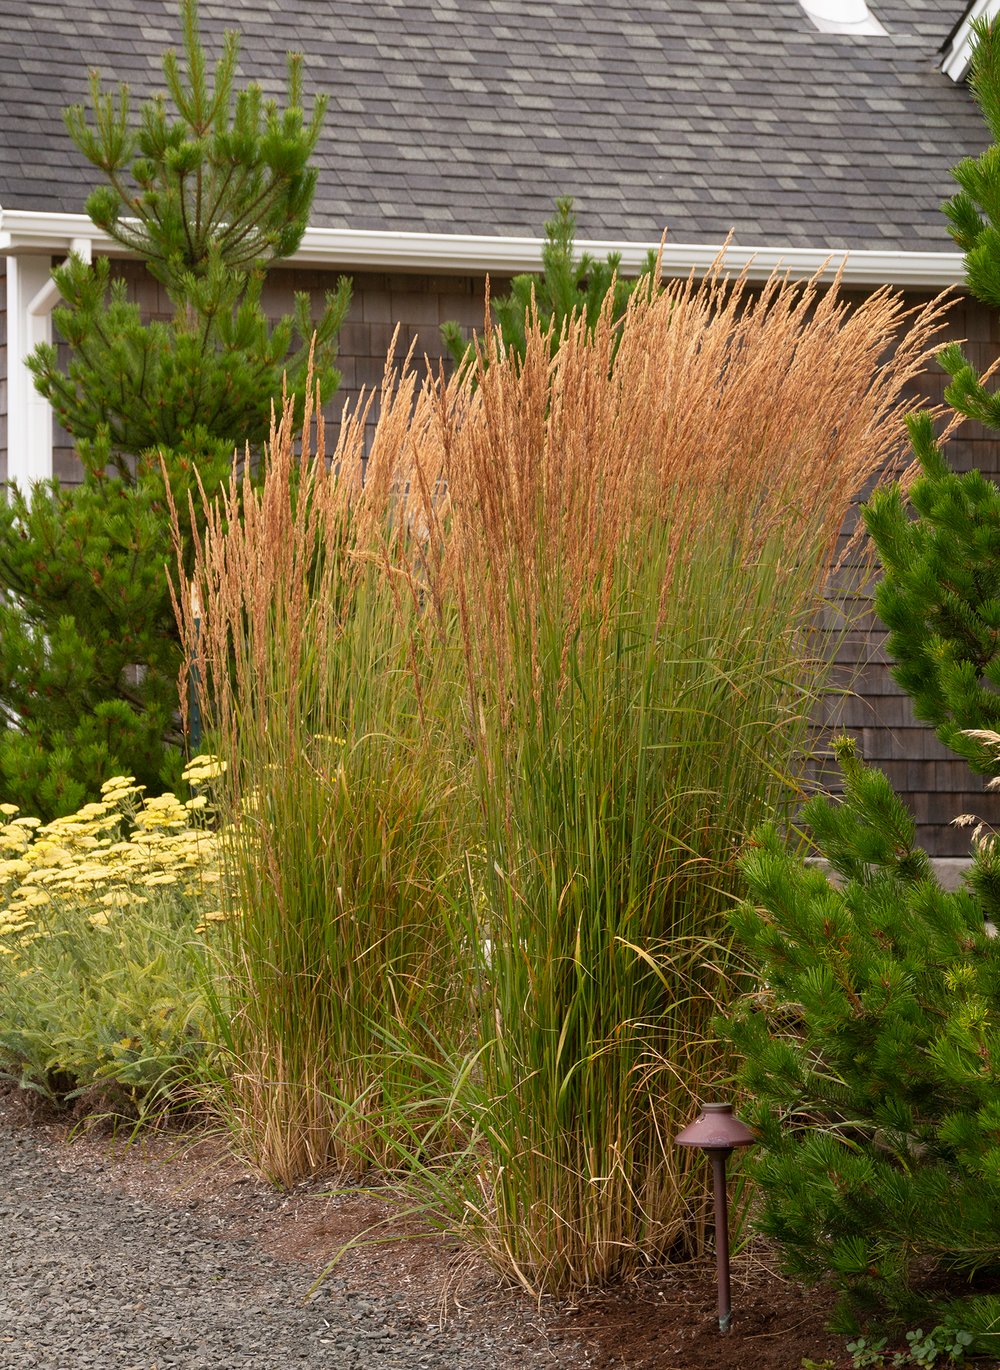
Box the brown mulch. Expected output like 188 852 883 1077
0 1087 858 1369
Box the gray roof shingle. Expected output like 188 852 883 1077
0 0 988 250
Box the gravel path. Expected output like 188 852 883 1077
0 1122 548 1369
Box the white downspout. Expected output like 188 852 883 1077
6 237 91 491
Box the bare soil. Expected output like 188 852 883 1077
0 1087 886 1369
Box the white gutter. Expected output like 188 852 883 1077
941 0 1000 83
0 206 967 289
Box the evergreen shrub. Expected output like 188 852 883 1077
440 195 656 369
727 736 1000 1351
0 0 348 818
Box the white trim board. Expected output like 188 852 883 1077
6 254 57 489
942 0 1000 83
3 235 91 488
0 205 967 289
0 202 971 489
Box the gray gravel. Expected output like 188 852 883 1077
0 1123 552 1369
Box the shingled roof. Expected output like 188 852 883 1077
0 0 990 252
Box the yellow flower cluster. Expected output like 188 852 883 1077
0 757 230 953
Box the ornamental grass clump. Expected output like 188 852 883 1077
408 266 947 1293
174 262 943 1274
0 763 224 1112
174 363 464 1186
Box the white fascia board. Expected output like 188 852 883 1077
942 0 1000 83
0 204 966 289
298 228 967 289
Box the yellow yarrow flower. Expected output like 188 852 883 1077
0 918 32 934
100 775 136 792
182 755 227 783
98 889 134 908
0 778 224 955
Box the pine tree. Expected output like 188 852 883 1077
0 0 350 818
725 20 1000 1347
863 15 1000 777
440 197 655 369
726 737 1000 1346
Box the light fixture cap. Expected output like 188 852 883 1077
675 1101 756 1151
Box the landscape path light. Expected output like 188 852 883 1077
675 1100 756 1334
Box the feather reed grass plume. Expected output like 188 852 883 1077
170 348 461 1185
396 265 948 1294
170 263 945 1280
433 267 946 690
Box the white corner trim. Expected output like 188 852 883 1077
0 205 966 288
5 235 91 490
942 0 1000 82
6 254 56 489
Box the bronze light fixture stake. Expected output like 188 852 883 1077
675 1101 755 1334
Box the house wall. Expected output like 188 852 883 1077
20 257 1000 855
816 291 1000 855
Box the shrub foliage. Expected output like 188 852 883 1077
0 0 348 818
728 737 1000 1349
440 196 654 369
